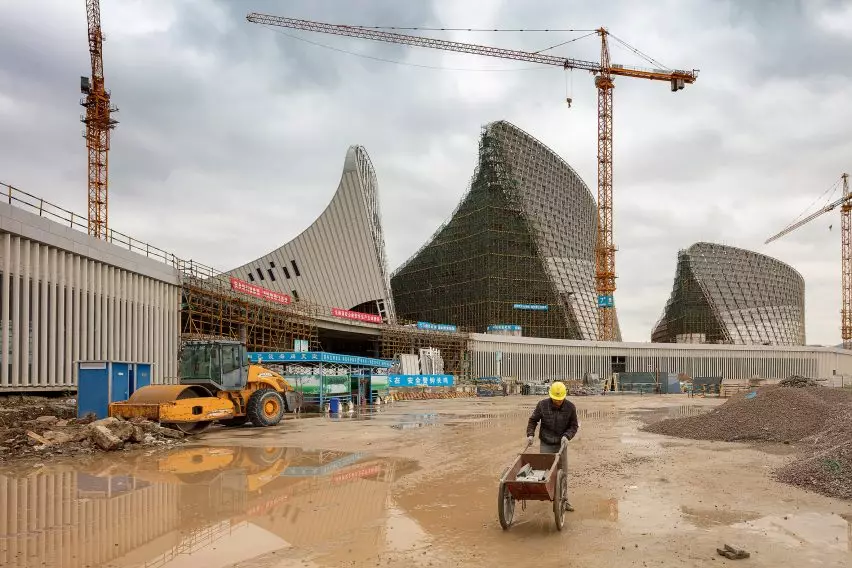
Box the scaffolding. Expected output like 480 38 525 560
391 121 619 340
178 261 319 353
651 242 806 346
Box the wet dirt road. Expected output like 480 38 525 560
1 395 850 567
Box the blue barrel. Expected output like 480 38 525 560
329 397 341 414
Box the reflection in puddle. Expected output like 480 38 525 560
0 446 418 568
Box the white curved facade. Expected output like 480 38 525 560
225 146 396 322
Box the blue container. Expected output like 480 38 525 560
77 361 154 419
329 397 341 414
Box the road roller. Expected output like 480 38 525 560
109 339 297 434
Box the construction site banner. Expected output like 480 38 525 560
389 374 455 387
230 277 292 305
331 308 382 324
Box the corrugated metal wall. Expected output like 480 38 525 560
0 471 179 568
0 234 181 389
469 335 852 382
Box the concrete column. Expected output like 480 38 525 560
54 248 64 386
10 236 19 386
118 270 125 360
31 244 40 386
39 245 48 386
130 274 137 363
1 233 10 387
63 252 73 385
48 248 57 387
21 239 30 386
156 282 163 384
72 255 81 368
93 262 101 359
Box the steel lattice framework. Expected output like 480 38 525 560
651 242 805 346
392 120 621 340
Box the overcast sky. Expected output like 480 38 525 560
2 0 851 345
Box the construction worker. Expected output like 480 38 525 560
526 380 578 512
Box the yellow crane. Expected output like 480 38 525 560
766 173 851 348
246 13 698 340
81 0 118 239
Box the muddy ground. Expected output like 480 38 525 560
1 395 850 567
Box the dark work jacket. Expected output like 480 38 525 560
526 398 579 445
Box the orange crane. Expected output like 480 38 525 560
766 173 851 348
246 14 697 340
80 0 118 239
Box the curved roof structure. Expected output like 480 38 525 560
391 120 620 340
224 146 395 322
651 242 805 345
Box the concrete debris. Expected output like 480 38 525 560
0 400 186 462
88 423 124 451
717 544 750 560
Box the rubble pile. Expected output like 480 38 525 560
0 396 76 427
0 414 185 461
779 375 819 388
775 406 852 500
643 386 851 443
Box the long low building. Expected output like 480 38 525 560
467 333 852 383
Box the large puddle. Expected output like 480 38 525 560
0 445 420 567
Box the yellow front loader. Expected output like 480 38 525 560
109 339 298 433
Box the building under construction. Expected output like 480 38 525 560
391 120 621 340
651 242 806 346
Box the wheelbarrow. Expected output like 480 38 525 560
497 438 568 531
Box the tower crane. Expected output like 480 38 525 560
80 0 118 239
766 173 851 348
246 13 698 340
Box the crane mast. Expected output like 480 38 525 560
246 13 697 340
841 173 851 347
765 173 851 348
81 0 117 239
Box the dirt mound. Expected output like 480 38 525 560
642 386 852 443
775 407 852 500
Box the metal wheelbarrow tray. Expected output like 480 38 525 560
497 443 568 531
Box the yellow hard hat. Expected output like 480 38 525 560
549 381 567 401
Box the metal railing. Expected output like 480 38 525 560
1 181 186 270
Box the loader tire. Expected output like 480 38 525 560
247 388 286 427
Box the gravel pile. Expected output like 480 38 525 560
775 406 852 500
642 386 852 443
779 375 819 388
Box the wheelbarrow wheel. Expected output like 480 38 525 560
498 481 515 530
553 469 567 531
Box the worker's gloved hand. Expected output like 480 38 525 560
526 435 534 445
561 435 570 444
